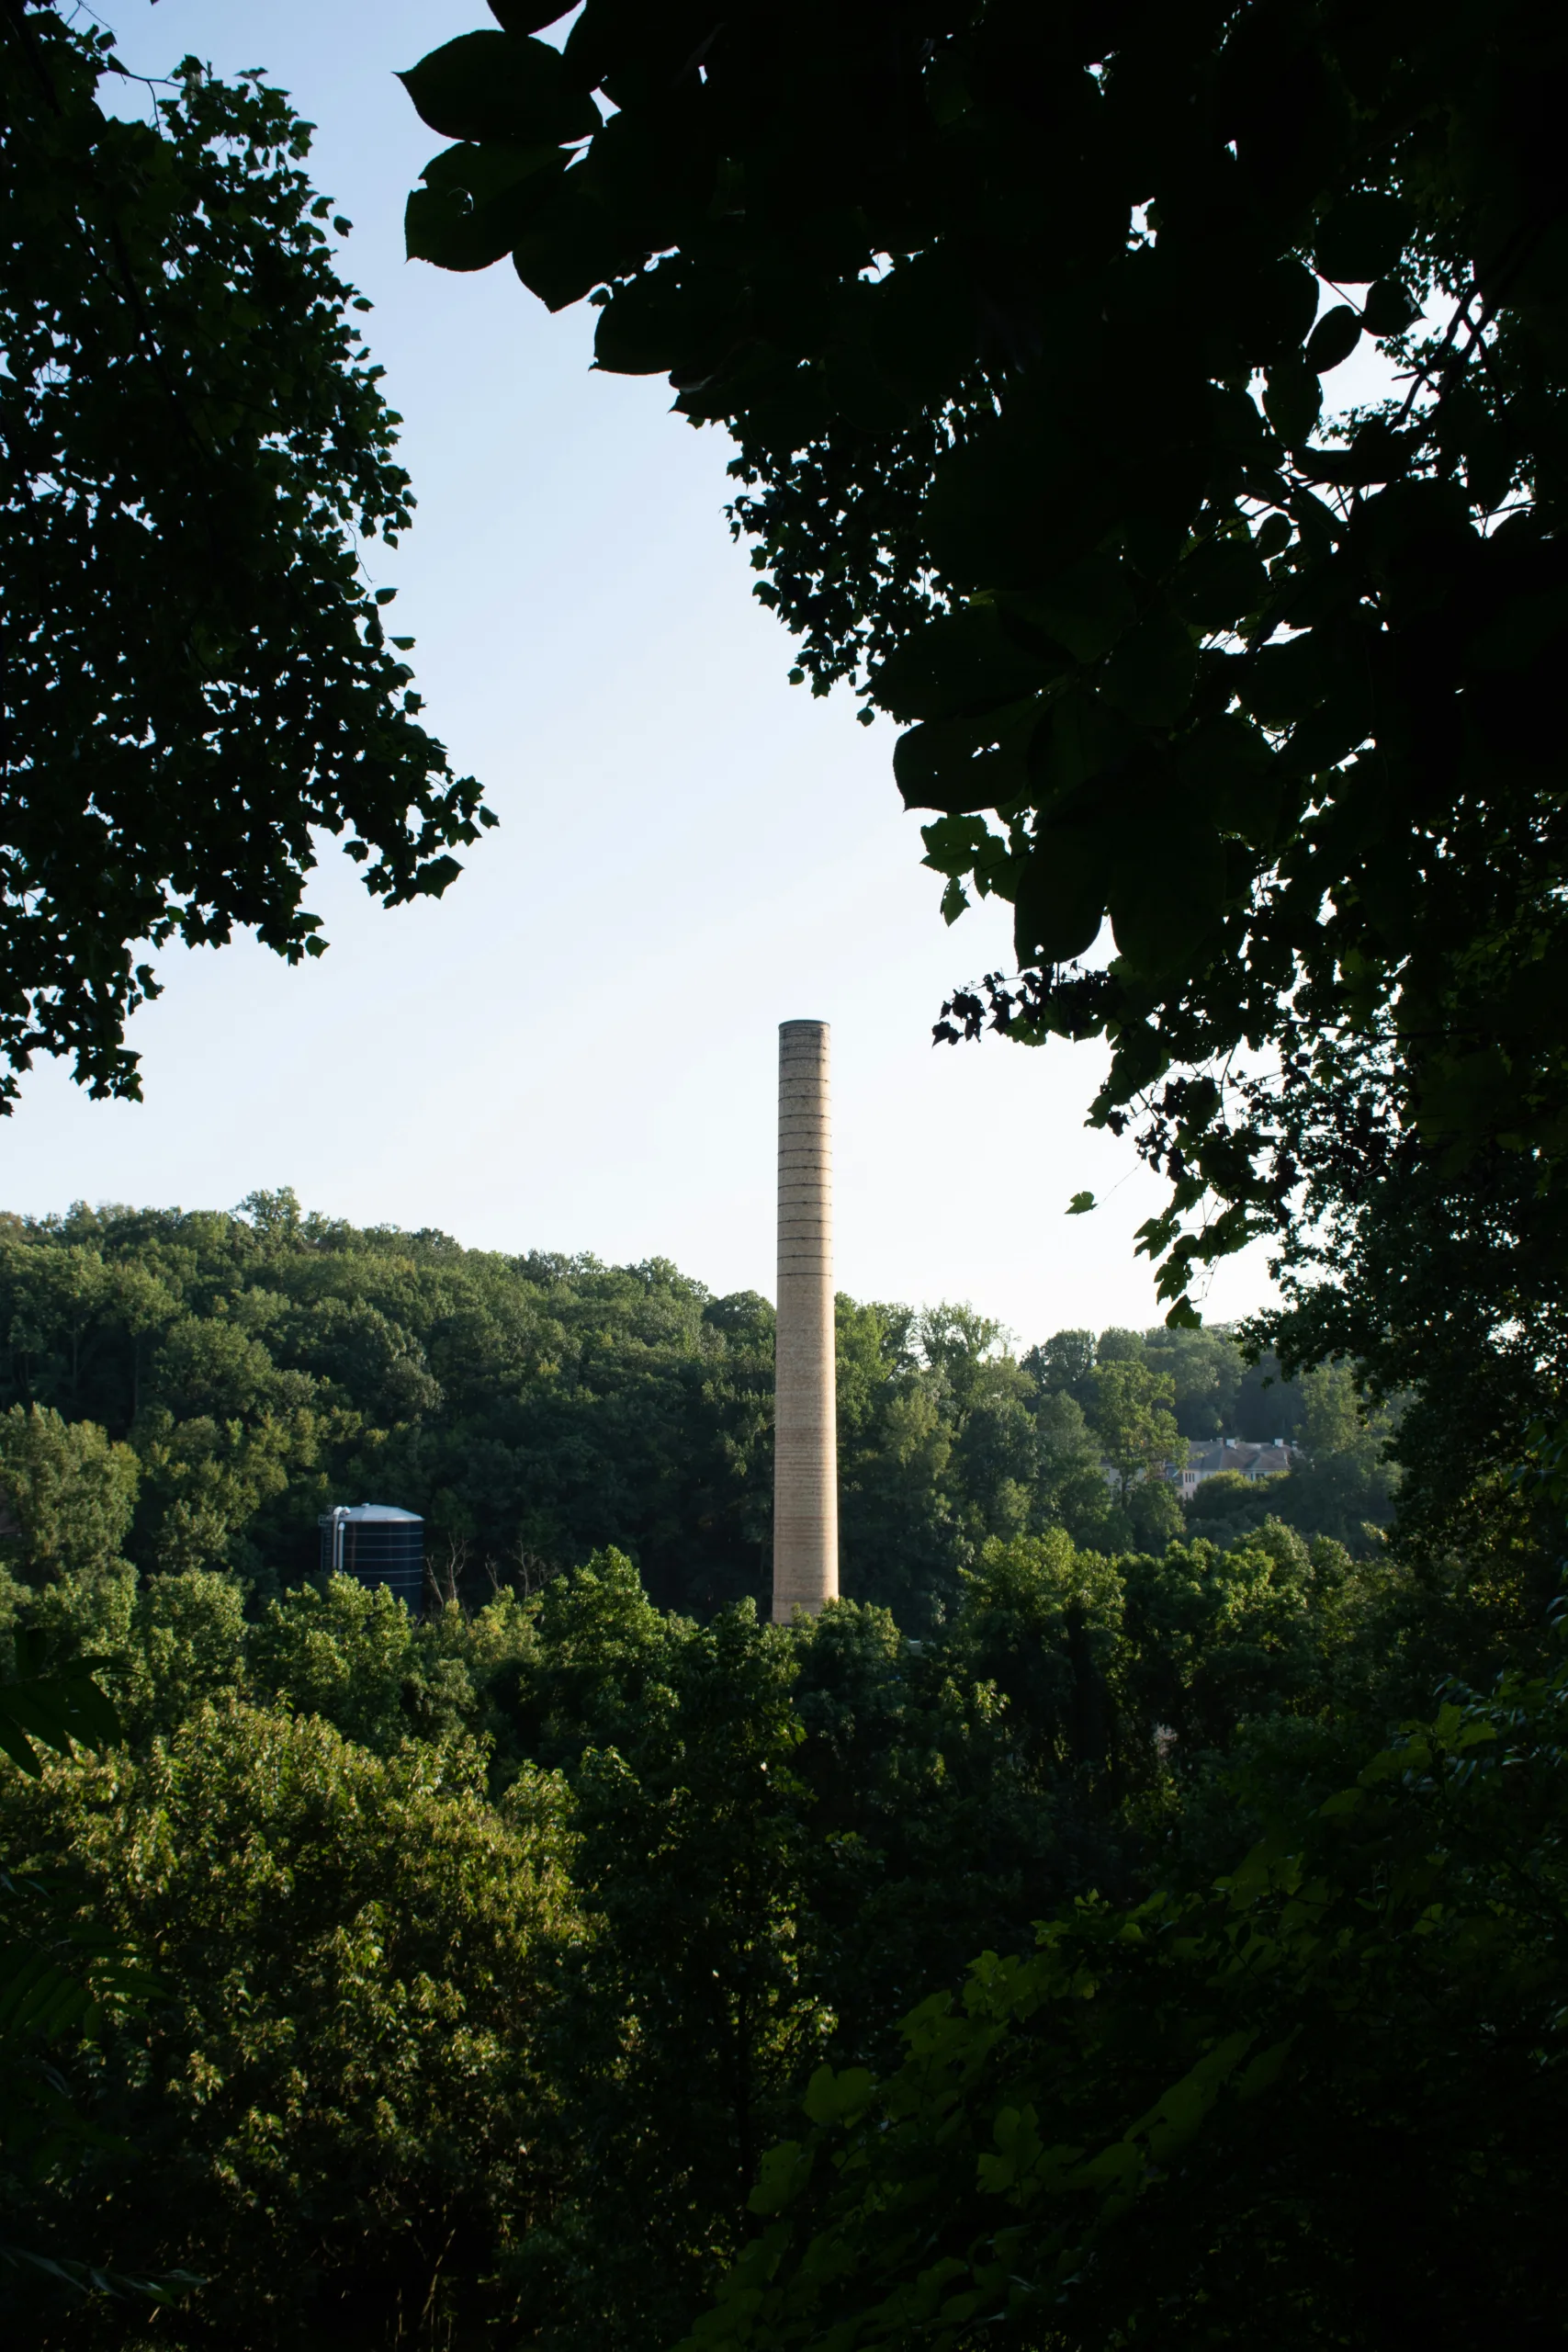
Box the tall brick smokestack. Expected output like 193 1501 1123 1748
773 1020 839 1621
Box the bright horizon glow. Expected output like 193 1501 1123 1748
0 0 1288 1345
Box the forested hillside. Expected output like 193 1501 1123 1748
0 1202 1517 2345
0 1193 1390 1635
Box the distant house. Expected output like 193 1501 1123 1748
1170 1437 1298 1498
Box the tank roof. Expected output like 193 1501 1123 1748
317 1504 423 1525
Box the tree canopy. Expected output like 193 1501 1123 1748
682 1652 1568 2351
0 4 492 1110
3 1498 1558 2341
0 1190 1552 2342
0 1194 1393 1624
399 0 1568 1519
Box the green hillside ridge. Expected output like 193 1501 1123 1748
0 1193 1391 1635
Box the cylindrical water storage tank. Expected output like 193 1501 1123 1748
318 1504 425 1617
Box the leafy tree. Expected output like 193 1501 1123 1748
2 1439 1557 2346
1184 1463 1270 1528
1021 1329 1096 1409
787 1572 1135 2076
0 1640 186 2309
1119 1521 1338 1757
0 1406 138 1585
1030 1325 1248 1444
116 1568 249 1744
1299 1359 1381 1466
399 0 1568 1524
250 1575 424 1754
1142 1324 1244 1440
838 1299 1056 1623
912 1306 1009 1409
1087 1358 1183 1502
836 1301 954 1620
1123 1472 1185 1554
1246 1068 1568 1558
1270 1360 1396 1544
1232 1346 1304 1442
945 1532 1124 1781
0 1205 1408 1618
0 5 491 1109
1179 1361 1395 1554
1092 1329 1145 1369
1029 1389 1120 1550
0 1204 788 1610
0 1200 1428 1647
515 1565 828 2349
3 1702 575 2346
681 1657 1568 2351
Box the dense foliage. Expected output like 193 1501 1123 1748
399 0 1568 1535
0 3 491 1109
0 1194 1391 1631
688 1657 1568 2350
5 0 1562 2328
0 1197 1549 2346
0 1644 195 2308
0 1487 1554 2342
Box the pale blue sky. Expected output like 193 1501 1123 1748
5 0 1282 1342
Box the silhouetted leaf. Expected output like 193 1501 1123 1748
399 32 600 147
872 605 1061 723
1304 303 1361 373
1012 825 1111 965
406 141 564 271
1104 606 1199 727
894 699 1040 814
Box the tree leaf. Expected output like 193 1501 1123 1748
515 174 635 311
1012 824 1111 965
1110 823 1225 975
998 556 1138 664
1262 358 1322 449
871 605 1061 723
1171 536 1269 632
1294 415 1409 487
488 0 578 29
747 2137 814 2215
802 2065 874 2126
1304 302 1361 373
1235 633 1323 729
894 699 1041 815
594 254 742 377
1104 605 1199 727
1029 686 1135 806
869 249 982 401
1361 276 1419 335
406 142 564 273
398 32 601 148
922 399 1121 591
1175 713 1282 844
0 1656 123 1778
1233 254 1322 363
